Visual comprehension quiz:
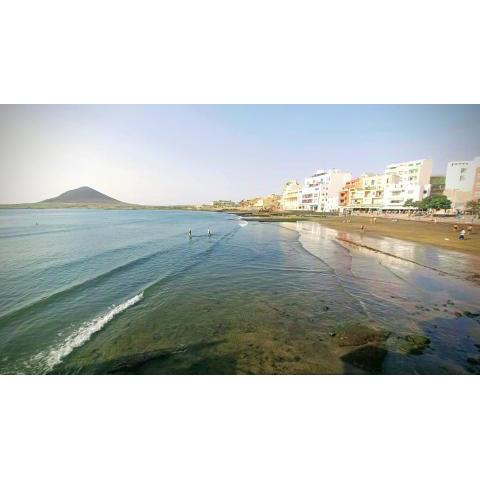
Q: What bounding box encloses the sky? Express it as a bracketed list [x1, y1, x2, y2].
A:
[0, 104, 479, 205]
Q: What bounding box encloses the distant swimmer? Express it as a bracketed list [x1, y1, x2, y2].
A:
[208, 228, 212, 237]
[188, 229, 192, 238]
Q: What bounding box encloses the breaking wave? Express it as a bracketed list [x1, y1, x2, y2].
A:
[36, 292, 144, 372]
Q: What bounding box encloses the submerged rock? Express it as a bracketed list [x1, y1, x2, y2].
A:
[334, 323, 391, 347]
[341, 345, 388, 374]
[400, 334, 431, 355]
[467, 357, 480, 366]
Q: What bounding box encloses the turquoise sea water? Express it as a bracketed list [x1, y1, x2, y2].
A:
[1, 209, 480, 374]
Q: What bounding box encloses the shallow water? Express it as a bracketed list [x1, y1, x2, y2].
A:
[0, 210, 479, 374]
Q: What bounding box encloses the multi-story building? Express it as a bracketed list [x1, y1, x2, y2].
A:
[280, 180, 302, 210]
[339, 178, 362, 209]
[444, 157, 480, 209]
[339, 173, 385, 211]
[298, 169, 351, 212]
[382, 159, 432, 210]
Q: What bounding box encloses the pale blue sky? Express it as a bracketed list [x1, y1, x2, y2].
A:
[1, 105, 479, 204]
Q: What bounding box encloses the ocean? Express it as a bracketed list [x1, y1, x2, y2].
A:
[1, 209, 479, 374]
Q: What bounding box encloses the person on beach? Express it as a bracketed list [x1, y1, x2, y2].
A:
[360, 224, 365, 231]
[459, 229, 466, 240]
[468, 225, 473, 234]
[453, 224, 458, 231]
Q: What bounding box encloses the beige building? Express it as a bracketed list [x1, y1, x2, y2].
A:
[444, 157, 480, 209]
[340, 173, 385, 211]
[280, 180, 302, 210]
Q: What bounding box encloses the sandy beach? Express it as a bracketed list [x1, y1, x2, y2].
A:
[242, 213, 480, 257]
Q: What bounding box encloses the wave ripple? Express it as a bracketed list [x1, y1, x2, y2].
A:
[36, 292, 144, 372]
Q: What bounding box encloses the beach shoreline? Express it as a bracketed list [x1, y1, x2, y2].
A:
[241, 213, 480, 257]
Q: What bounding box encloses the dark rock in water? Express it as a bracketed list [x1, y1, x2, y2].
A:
[464, 311, 480, 318]
[335, 323, 390, 347]
[323, 306, 330, 311]
[329, 332, 336, 337]
[341, 345, 388, 374]
[467, 357, 480, 366]
[401, 334, 431, 355]
[454, 312, 463, 317]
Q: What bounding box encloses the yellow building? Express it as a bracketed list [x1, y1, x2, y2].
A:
[340, 173, 385, 211]
[280, 180, 302, 211]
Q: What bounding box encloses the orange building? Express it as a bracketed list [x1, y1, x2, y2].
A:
[340, 178, 362, 207]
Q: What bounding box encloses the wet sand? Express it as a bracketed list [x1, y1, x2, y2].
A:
[243, 214, 480, 257]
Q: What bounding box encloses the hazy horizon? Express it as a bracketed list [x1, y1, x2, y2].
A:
[1, 105, 479, 205]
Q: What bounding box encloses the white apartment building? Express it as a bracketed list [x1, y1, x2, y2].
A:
[299, 169, 352, 212]
[444, 157, 480, 209]
[382, 159, 432, 210]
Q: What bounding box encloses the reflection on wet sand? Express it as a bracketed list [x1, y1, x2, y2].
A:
[289, 221, 480, 373]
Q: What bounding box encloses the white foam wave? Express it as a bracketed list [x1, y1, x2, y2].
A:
[39, 292, 144, 371]
[239, 221, 248, 227]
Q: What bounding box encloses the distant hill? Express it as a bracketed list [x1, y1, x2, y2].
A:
[0, 186, 203, 210]
[41, 186, 124, 204]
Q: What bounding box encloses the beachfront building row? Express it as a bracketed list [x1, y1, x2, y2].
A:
[444, 157, 480, 209]
[280, 159, 433, 212]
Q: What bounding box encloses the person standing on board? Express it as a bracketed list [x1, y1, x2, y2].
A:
[188, 229, 192, 239]
[208, 228, 212, 237]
